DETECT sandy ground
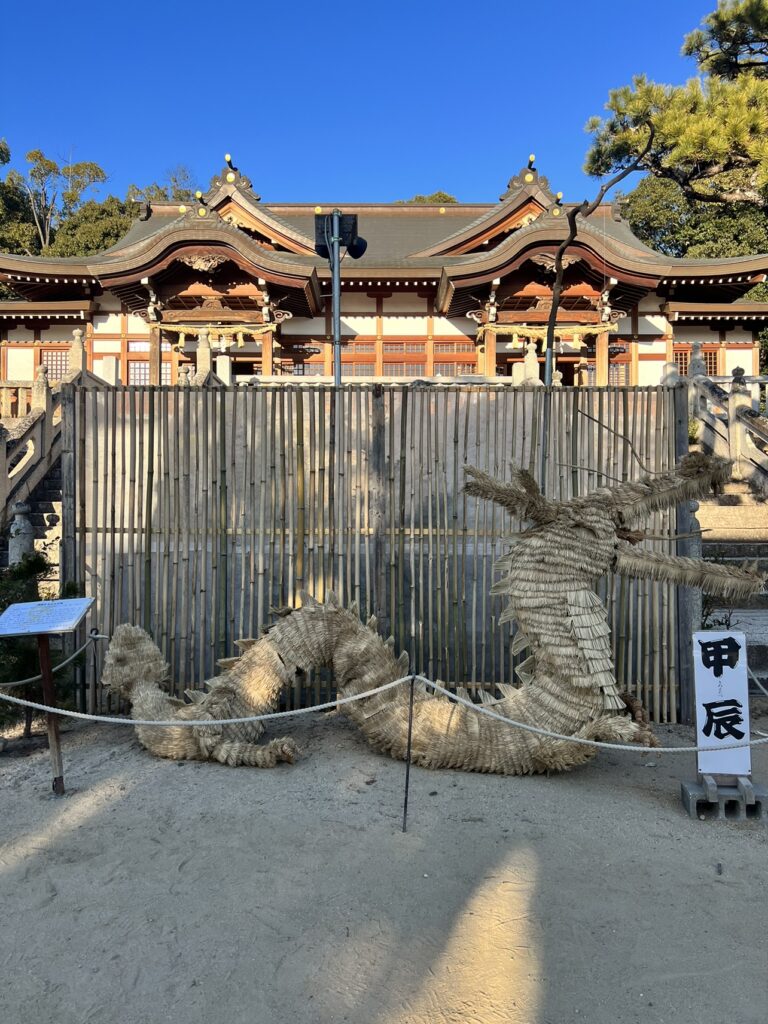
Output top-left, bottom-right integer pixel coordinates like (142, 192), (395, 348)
(1, 708), (767, 1024)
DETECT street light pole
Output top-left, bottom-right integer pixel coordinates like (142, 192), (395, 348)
(332, 208), (342, 388)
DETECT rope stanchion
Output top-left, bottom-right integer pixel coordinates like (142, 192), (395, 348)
(402, 674), (416, 833)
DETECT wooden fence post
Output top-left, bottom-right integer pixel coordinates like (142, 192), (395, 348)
(60, 383), (83, 708)
(370, 384), (387, 629)
(673, 382), (701, 724)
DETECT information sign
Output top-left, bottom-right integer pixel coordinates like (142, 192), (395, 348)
(0, 598), (94, 638)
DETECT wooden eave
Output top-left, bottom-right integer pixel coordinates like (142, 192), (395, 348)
(0, 299), (96, 320)
(665, 300), (768, 323)
(431, 218), (768, 314)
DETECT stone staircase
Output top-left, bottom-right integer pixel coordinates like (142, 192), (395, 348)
(0, 458), (62, 594)
(698, 481), (768, 681)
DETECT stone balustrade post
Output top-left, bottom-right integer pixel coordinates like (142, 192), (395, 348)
(68, 328), (85, 374)
(196, 328), (212, 380)
(727, 367), (750, 480)
(687, 339), (707, 418)
(32, 365), (52, 451)
(8, 501), (35, 565)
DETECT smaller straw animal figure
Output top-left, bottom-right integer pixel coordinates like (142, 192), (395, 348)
(101, 625), (298, 767)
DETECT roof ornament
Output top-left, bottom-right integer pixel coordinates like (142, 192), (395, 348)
(500, 155), (552, 201)
(208, 153), (258, 199)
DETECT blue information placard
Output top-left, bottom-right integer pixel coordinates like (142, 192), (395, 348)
(0, 598), (94, 637)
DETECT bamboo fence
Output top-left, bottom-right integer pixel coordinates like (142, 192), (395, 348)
(60, 381), (691, 721)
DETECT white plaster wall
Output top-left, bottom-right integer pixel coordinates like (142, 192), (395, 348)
(340, 295), (377, 313)
(637, 298), (665, 314)
(93, 313), (121, 333)
(637, 313), (669, 335)
(636, 359), (667, 386)
(383, 294), (427, 314)
(7, 349), (35, 379)
(7, 327), (35, 342)
(382, 316), (429, 336)
(432, 317), (476, 339)
(724, 347), (756, 375)
(90, 358), (108, 381)
(40, 324), (86, 343)
(126, 315), (149, 335)
(672, 325), (716, 343)
(281, 317), (326, 336)
(97, 291), (122, 312)
(93, 339), (122, 354)
(341, 316), (376, 336)
(725, 327), (755, 344)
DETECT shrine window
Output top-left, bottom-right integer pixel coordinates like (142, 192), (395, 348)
(435, 361), (476, 376)
(127, 361), (172, 385)
(385, 363), (426, 377)
(41, 348), (69, 381)
(342, 363), (375, 377)
(673, 345), (719, 376)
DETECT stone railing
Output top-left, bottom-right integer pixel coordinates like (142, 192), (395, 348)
(690, 363), (768, 492)
(0, 366), (63, 530)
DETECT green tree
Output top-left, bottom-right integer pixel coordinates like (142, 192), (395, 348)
(4, 149), (107, 250)
(126, 164), (198, 203)
(618, 174), (768, 257)
(0, 138), (37, 256)
(45, 196), (133, 257)
(683, 0), (768, 78)
(394, 191), (459, 205)
(586, 2), (768, 208)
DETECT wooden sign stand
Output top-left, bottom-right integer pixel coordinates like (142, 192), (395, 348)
(0, 597), (94, 796)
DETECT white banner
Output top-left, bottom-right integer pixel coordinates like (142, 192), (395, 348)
(693, 630), (751, 777)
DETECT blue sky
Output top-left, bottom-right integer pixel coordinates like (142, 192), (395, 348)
(1, 0), (713, 205)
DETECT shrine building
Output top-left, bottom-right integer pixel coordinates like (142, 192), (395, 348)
(0, 156), (767, 386)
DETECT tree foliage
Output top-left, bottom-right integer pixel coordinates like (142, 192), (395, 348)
(126, 165), (197, 203)
(683, 0), (768, 78)
(4, 150), (107, 250)
(44, 196), (133, 257)
(586, 2), (768, 208)
(394, 191), (458, 205)
(618, 174), (768, 257)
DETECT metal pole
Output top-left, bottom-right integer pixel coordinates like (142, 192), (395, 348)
(332, 209), (342, 389)
(401, 674), (416, 833)
(38, 634), (65, 795)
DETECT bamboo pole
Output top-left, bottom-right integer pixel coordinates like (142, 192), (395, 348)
(295, 388), (306, 606)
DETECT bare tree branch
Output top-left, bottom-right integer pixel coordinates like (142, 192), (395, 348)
(545, 126), (656, 374)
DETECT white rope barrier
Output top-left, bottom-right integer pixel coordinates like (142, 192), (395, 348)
(421, 679), (768, 754)
(0, 632), (110, 689)
(0, 675), (412, 727)
(1, 665), (767, 755)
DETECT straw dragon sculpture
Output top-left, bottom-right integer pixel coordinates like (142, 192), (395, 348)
(102, 453), (764, 775)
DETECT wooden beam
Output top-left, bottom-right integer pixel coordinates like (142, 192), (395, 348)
(149, 325), (161, 386)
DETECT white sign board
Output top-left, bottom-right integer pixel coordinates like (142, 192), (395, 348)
(0, 598), (94, 638)
(693, 630), (751, 777)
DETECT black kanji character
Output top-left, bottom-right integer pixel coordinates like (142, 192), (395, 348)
(698, 637), (741, 678)
(701, 699), (745, 740)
